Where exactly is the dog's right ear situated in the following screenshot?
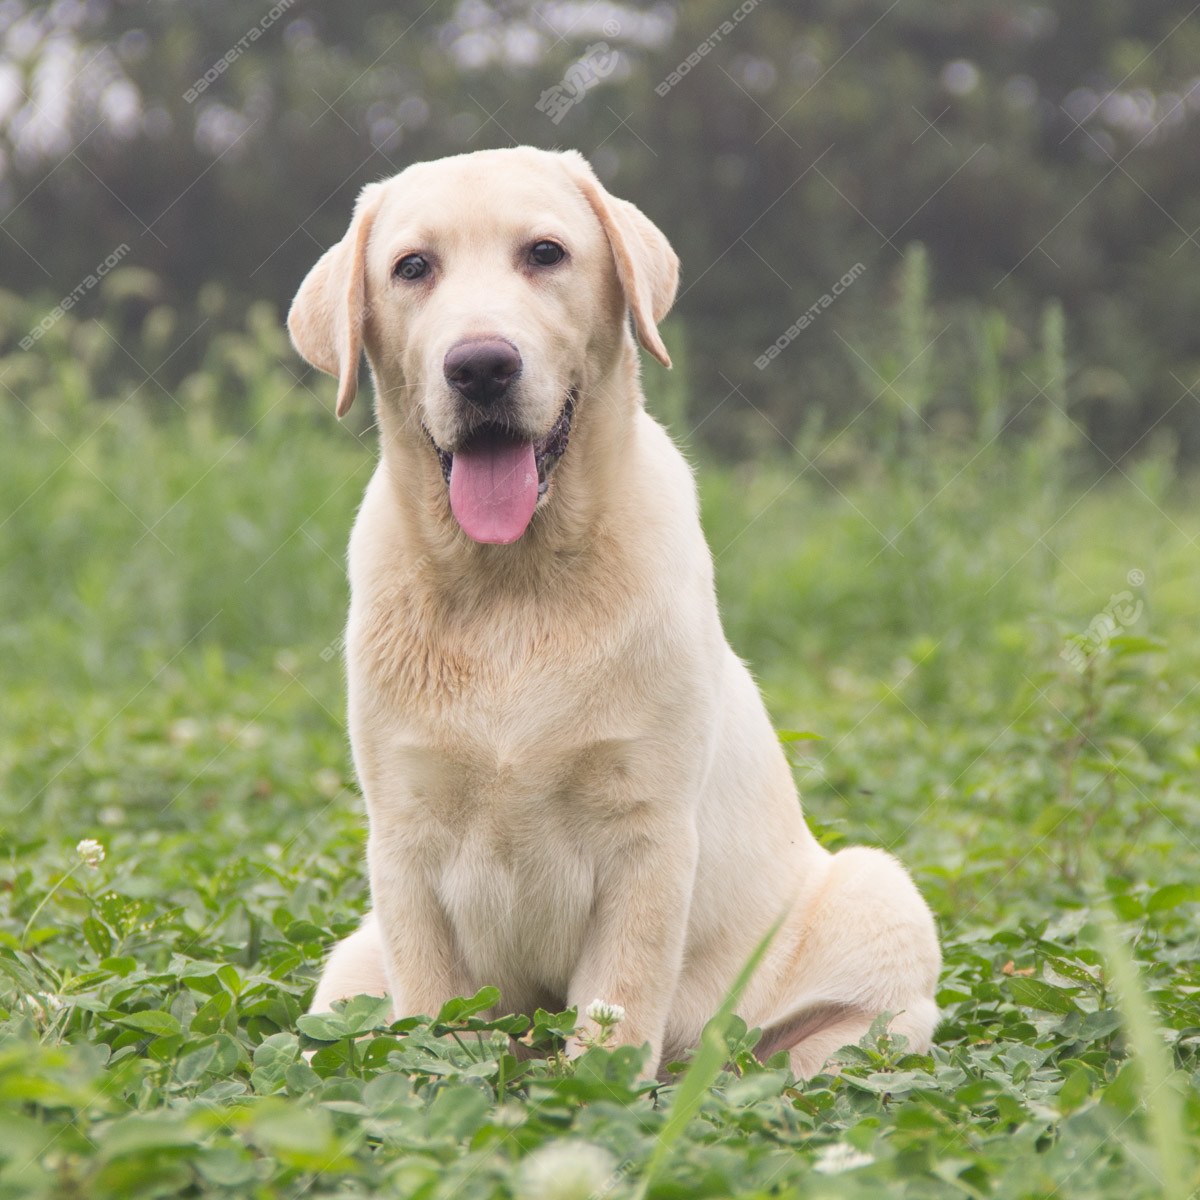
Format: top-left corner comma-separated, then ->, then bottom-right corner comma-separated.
288,182 -> 384,418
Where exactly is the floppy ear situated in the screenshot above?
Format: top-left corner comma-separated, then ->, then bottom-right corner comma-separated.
561,152 -> 679,368
287,182 -> 384,417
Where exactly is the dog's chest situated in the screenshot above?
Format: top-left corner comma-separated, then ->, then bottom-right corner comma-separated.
347,533 -> 684,1000
438,806 -> 593,1000
403,737 -> 643,999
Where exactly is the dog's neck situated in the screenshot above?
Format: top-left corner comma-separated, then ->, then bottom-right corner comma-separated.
370,337 -> 647,594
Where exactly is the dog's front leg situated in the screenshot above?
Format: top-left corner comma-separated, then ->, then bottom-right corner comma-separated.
367,827 -> 472,1019
565,820 -> 697,1078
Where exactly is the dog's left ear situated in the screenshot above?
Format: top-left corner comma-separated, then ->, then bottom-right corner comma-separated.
288,181 -> 384,417
561,152 -> 679,368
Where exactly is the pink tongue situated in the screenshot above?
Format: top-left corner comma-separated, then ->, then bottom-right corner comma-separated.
448,438 -> 538,544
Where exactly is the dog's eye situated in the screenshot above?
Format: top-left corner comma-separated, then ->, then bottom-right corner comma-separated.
394,253 -> 429,281
529,240 -> 565,267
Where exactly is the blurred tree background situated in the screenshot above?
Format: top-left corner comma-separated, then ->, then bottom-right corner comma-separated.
2,0 -> 1199,462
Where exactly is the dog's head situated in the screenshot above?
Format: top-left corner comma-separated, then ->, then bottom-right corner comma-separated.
288,147 -> 679,545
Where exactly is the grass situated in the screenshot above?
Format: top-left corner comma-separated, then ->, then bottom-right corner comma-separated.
2,282 -> 1200,1196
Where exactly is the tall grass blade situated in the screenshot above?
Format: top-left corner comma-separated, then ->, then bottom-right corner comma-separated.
635,917 -> 781,1199
1095,899 -> 1193,1200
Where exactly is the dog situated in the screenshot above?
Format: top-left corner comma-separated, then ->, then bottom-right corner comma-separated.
287,146 -> 940,1078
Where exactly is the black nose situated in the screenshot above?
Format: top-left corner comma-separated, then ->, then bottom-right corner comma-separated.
443,338 -> 522,406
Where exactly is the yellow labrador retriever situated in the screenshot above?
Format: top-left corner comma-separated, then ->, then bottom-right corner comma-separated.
288,146 -> 940,1077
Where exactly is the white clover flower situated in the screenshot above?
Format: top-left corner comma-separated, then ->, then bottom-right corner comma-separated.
18,993 -> 64,1030
21,992 -> 63,1013
515,1141 -> 618,1200
75,838 -> 105,869
167,717 -> 201,745
313,768 -> 342,798
813,1142 -> 874,1174
585,999 -> 625,1027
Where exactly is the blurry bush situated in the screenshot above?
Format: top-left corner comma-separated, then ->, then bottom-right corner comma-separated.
1,0 -> 1199,462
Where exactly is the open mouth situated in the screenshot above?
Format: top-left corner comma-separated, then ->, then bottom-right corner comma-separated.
426,390 -> 576,544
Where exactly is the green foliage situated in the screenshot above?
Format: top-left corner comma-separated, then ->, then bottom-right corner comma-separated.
3,298 -> 1200,1195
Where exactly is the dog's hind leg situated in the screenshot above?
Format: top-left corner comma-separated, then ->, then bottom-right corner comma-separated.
758,846 -> 941,1078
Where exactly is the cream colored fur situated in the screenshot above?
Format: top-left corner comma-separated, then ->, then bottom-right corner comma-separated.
288,146 -> 941,1078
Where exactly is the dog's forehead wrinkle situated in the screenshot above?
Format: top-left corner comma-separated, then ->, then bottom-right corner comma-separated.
376,163 -> 594,248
